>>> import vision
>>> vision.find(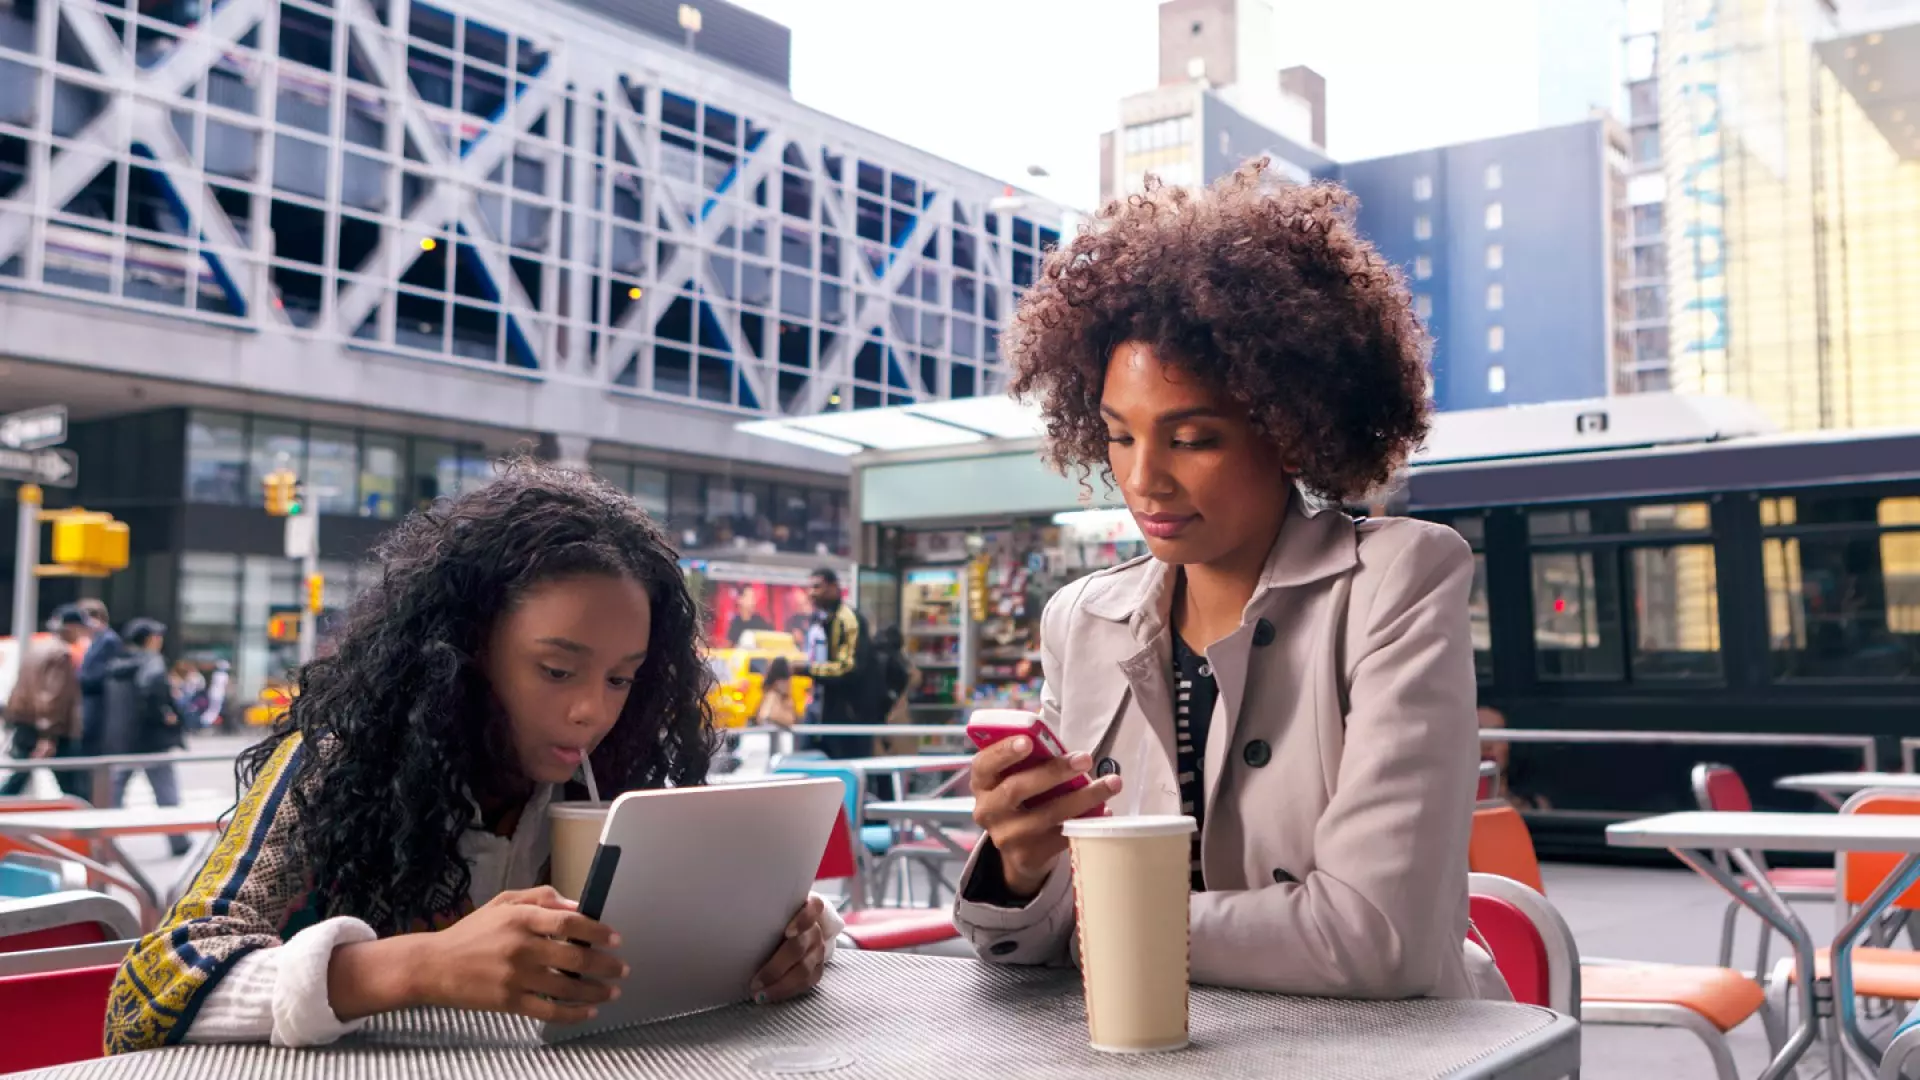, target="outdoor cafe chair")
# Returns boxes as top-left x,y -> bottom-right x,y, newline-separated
1,889 -> 139,954
0,938 -> 133,1073
1468,872 -> 1580,1018
1884,1000 -> 1920,1079
1692,763 -> 1837,972
1470,805 -> 1768,1080
1,850 -> 86,898
1765,790 -> 1920,1067
814,801 -> 961,952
